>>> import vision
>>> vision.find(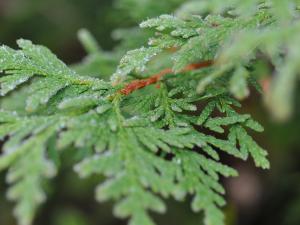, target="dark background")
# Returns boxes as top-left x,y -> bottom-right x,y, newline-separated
1,1 -> 300,225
